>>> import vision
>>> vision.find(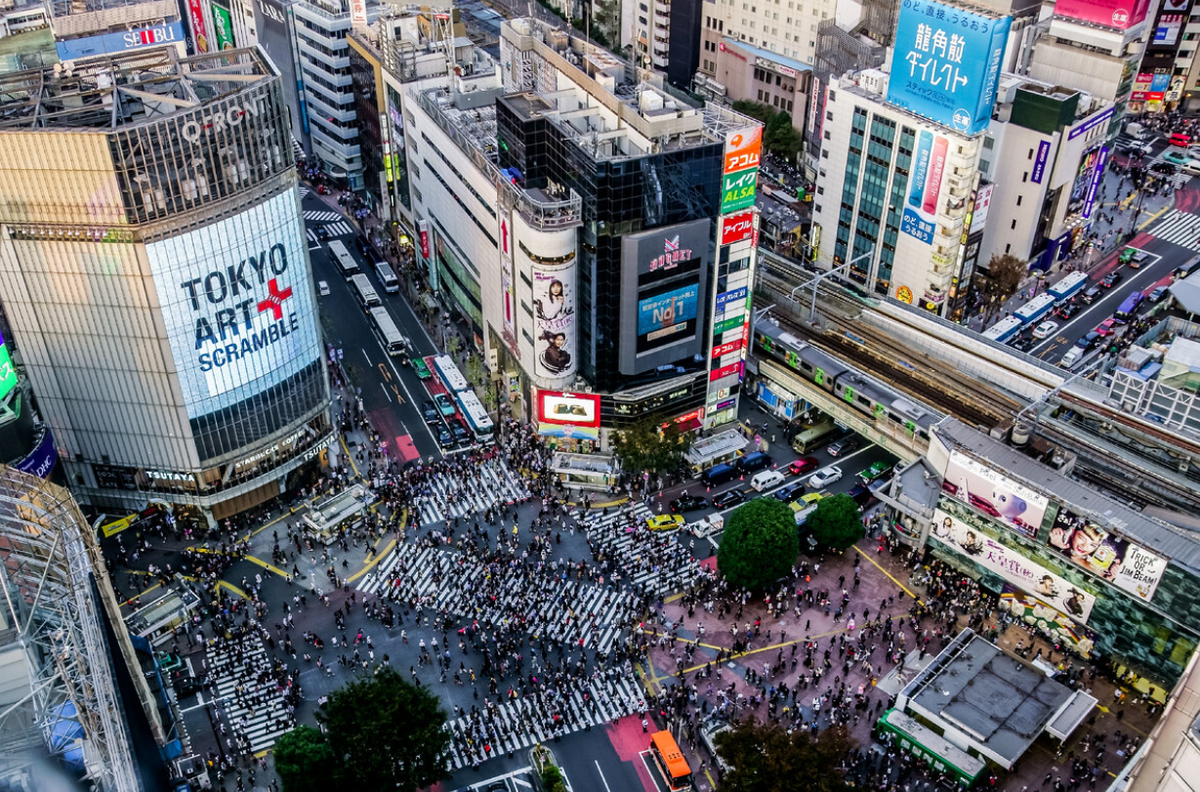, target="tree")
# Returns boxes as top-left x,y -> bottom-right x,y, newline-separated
273,726 -> 335,792
982,253 -> 1028,321
732,100 -> 774,123
714,718 -> 857,792
717,498 -> 799,590
315,666 -> 451,792
611,416 -> 694,478
806,493 -> 863,551
763,111 -> 802,163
